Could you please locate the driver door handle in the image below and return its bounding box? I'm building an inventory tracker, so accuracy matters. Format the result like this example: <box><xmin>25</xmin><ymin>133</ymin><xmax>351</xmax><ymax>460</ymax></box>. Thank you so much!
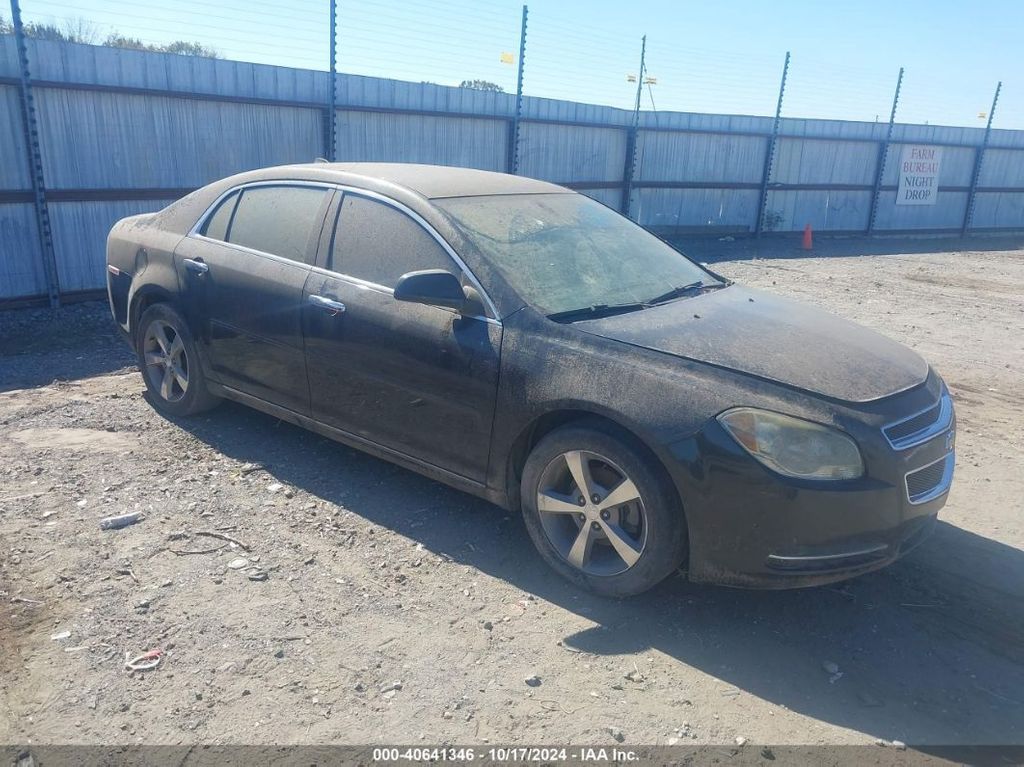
<box><xmin>183</xmin><ymin>258</ymin><xmax>209</xmax><ymax>275</ymax></box>
<box><xmin>308</xmin><ymin>294</ymin><xmax>346</xmax><ymax>314</ymax></box>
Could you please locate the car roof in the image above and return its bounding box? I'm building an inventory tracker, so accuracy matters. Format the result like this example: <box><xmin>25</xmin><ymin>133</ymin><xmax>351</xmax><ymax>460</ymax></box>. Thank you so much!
<box><xmin>152</xmin><ymin>163</ymin><xmax>570</xmax><ymax>243</ymax></box>
<box><xmin>275</xmin><ymin>162</ymin><xmax>569</xmax><ymax>200</ymax></box>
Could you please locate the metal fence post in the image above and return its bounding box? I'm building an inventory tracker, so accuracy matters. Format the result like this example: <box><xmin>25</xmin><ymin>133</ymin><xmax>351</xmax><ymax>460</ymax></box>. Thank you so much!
<box><xmin>961</xmin><ymin>81</ymin><xmax>1001</xmax><ymax>236</ymax></box>
<box><xmin>867</xmin><ymin>67</ymin><xmax>903</xmax><ymax>234</ymax></box>
<box><xmin>11</xmin><ymin>0</ymin><xmax>60</xmax><ymax>307</ymax></box>
<box><xmin>508</xmin><ymin>4</ymin><xmax>528</xmax><ymax>174</ymax></box>
<box><xmin>326</xmin><ymin>0</ymin><xmax>338</xmax><ymax>161</ymax></box>
<box><xmin>754</xmin><ymin>51</ymin><xmax>789</xmax><ymax>237</ymax></box>
<box><xmin>620</xmin><ymin>34</ymin><xmax>646</xmax><ymax>217</ymax></box>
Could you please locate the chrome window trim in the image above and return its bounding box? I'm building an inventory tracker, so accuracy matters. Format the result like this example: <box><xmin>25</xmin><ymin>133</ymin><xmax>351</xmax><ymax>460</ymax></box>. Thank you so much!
<box><xmin>187</xmin><ymin>180</ymin><xmax>335</xmax><ymax>268</ymax></box>
<box><xmin>305</xmin><ymin>265</ymin><xmax>500</xmax><ymax>327</ymax></box>
<box><xmin>188</xmin><ymin>233</ymin><xmax>320</xmax><ymax>272</ymax></box>
<box><xmin>189</xmin><ymin>179</ymin><xmax>336</xmax><ymax>238</ymax></box>
<box><xmin>309</xmin><ymin>267</ymin><xmax>392</xmax><ymax>296</ymax></box>
<box><xmin>766</xmin><ymin>544</ymin><xmax>888</xmax><ymax>564</ymax></box>
<box><xmin>905</xmin><ymin>451</ymin><xmax>955</xmax><ymax>505</ymax></box>
<box><xmin>188</xmin><ymin>179</ymin><xmax>501</xmax><ymax>324</ymax></box>
<box><xmin>882</xmin><ymin>389</ymin><xmax>954</xmax><ymax>451</ymax></box>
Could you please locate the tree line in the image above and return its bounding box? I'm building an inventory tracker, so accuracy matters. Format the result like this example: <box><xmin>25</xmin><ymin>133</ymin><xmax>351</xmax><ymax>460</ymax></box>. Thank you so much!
<box><xmin>0</xmin><ymin>17</ymin><xmax>507</xmax><ymax>90</ymax></box>
<box><xmin>0</xmin><ymin>15</ymin><xmax>218</xmax><ymax>57</ymax></box>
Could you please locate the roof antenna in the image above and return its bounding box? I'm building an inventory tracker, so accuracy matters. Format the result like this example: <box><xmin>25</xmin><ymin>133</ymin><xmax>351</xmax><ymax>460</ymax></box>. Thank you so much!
<box><xmin>314</xmin><ymin>157</ymin><xmax>330</xmax><ymax>163</ymax></box>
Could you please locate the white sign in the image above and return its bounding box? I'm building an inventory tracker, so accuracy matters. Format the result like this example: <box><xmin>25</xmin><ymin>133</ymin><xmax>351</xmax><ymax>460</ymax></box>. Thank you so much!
<box><xmin>896</xmin><ymin>145</ymin><xmax>942</xmax><ymax>205</ymax></box>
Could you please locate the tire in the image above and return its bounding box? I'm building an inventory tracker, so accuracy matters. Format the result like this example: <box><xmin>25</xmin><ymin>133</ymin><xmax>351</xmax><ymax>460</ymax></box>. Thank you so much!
<box><xmin>520</xmin><ymin>421</ymin><xmax>688</xmax><ymax>598</ymax></box>
<box><xmin>135</xmin><ymin>303</ymin><xmax>220</xmax><ymax>417</ymax></box>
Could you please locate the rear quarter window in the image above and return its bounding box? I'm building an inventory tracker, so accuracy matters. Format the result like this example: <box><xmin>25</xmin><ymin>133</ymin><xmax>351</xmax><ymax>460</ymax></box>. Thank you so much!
<box><xmin>200</xmin><ymin>191</ymin><xmax>238</xmax><ymax>241</ymax></box>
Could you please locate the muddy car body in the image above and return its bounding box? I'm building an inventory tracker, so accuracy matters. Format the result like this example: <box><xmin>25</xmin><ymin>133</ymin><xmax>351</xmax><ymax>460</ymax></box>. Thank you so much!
<box><xmin>106</xmin><ymin>163</ymin><xmax>955</xmax><ymax>595</ymax></box>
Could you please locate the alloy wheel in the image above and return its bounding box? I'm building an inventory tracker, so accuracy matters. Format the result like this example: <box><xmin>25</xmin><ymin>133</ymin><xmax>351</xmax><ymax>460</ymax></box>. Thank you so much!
<box><xmin>535</xmin><ymin>450</ymin><xmax>648</xmax><ymax>576</ymax></box>
<box><xmin>143</xmin><ymin>319</ymin><xmax>189</xmax><ymax>402</ymax></box>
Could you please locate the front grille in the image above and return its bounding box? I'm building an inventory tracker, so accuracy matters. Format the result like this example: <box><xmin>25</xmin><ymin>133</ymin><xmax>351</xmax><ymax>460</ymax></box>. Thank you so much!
<box><xmin>885</xmin><ymin>402</ymin><xmax>941</xmax><ymax>442</ymax></box>
<box><xmin>905</xmin><ymin>453</ymin><xmax>954</xmax><ymax>504</ymax></box>
<box><xmin>907</xmin><ymin>460</ymin><xmax>945</xmax><ymax>497</ymax></box>
<box><xmin>883</xmin><ymin>390</ymin><xmax>953</xmax><ymax>450</ymax></box>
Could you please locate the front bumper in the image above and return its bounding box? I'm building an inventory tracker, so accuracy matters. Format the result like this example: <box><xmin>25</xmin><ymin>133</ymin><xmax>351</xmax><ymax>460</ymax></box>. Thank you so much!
<box><xmin>670</xmin><ymin>378</ymin><xmax>955</xmax><ymax>589</ymax></box>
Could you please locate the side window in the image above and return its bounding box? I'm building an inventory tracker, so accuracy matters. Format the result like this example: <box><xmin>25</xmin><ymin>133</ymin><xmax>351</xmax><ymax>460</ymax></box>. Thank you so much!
<box><xmin>200</xmin><ymin>191</ymin><xmax>238</xmax><ymax>241</ymax></box>
<box><xmin>330</xmin><ymin>194</ymin><xmax>456</xmax><ymax>287</ymax></box>
<box><xmin>226</xmin><ymin>185</ymin><xmax>329</xmax><ymax>265</ymax></box>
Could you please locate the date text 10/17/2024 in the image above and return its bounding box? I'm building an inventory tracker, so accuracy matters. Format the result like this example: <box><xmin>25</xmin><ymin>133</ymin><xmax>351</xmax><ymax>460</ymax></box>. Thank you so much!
<box><xmin>372</xmin><ymin>747</ymin><xmax>640</xmax><ymax>762</ymax></box>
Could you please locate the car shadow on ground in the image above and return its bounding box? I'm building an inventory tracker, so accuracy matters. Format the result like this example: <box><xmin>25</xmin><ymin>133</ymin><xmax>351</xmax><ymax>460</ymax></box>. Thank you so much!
<box><xmin>0</xmin><ymin>305</ymin><xmax>135</xmax><ymax>392</ymax></box>
<box><xmin>172</xmin><ymin>399</ymin><xmax>1024</xmax><ymax>746</ymax></box>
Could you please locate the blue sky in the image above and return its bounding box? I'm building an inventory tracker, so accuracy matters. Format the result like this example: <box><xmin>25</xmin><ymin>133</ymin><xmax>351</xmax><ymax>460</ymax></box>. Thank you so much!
<box><xmin>18</xmin><ymin>0</ymin><xmax>1024</xmax><ymax>129</ymax></box>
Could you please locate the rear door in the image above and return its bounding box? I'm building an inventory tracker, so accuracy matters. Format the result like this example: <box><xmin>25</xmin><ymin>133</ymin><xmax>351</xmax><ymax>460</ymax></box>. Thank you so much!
<box><xmin>303</xmin><ymin>191</ymin><xmax>502</xmax><ymax>482</ymax></box>
<box><xmin>176</xmin><ymin>183</ymin><xmax>333</xmax><ymax>414</ymax></box>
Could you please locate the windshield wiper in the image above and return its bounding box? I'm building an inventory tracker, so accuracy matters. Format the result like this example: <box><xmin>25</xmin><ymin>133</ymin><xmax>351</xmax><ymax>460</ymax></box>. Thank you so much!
<box><xmin>647</xmin><ymin>280</ymin><xmax>723</xmax><ymax>305</ymax></box>
<box><xmin>547</xmin><ymin>302</ymin><xmax>651</xmax><ymax>323</ymax></box>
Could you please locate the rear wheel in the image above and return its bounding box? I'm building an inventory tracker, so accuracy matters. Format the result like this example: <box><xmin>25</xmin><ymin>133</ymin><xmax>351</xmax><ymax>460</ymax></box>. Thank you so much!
<box><xmin>520</xmin><ymin>422</ymin><xmax>687</xmax><ymax>597</ymax></box>
<box><xmin>136</xmin><ymin>303</ymin><xmax>219</xmax><ymax>417</ymax></box>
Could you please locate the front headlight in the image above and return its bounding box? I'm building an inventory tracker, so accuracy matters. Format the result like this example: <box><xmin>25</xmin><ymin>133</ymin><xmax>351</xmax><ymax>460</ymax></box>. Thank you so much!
<box><xmin>717</xmin><ymin>408</ymin><xmax>864</xmax><ymax>480</ymax></box>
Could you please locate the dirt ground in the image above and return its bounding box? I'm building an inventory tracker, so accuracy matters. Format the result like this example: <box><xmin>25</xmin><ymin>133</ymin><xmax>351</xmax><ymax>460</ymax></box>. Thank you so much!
<box><xmin>1</xmin><ymin>235</ymin><xmax>1022</xmax><ymax>748</ymax></box>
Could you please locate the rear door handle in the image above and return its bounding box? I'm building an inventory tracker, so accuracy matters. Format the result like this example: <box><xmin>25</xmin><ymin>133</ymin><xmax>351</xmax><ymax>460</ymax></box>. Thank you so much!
<box><xmin>183</xmin><ymin>258</ymin><xmax>209</xmax><ymax>275</ymax></box>
<box><xmin>308</xmin><ymin>294</ymin><xmax>346</xmax><ymax>314</ymax></box>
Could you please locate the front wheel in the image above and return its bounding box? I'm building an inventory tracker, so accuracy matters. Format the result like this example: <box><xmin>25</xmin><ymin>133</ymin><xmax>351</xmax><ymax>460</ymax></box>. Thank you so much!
<box><xmin>520</xmin><ymin>422</ymin><xmax>687</xmax><ymax>597</ymax></box>
<box><xmin>136</xmin><ymin>303</ymin><xmax>220</xmax><ymax>417</ymax></box>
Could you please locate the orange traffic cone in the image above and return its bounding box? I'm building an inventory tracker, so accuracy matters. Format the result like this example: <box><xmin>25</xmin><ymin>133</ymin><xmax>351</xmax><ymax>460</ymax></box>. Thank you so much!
<box><xmin>802</xmin><ymin>224</ymin><xmax>813</xmax><ymax>251</ymax></box>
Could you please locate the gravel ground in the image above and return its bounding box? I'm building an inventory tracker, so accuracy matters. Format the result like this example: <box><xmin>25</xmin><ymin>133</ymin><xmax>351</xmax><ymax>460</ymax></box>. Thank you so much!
<box><xmin>1</xmin><ymin>236</ymin><xmax>1022</xmax><ymax>748</ymax></box>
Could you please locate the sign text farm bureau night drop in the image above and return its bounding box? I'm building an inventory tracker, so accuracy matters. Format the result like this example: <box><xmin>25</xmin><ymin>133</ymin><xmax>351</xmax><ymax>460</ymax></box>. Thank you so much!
<box><xmin>897</xmin><ymin>145</ymin><xmax>942</xmax><ymax>205</ymax></box>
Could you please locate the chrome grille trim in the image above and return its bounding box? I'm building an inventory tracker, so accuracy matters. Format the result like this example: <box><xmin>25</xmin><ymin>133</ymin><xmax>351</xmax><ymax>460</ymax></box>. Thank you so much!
<box><xmin>905</xmin><ymin>452</ymin><xmax>955</xmax><ymax>505</ymax></box>
<box><xmin>883</xmin><ymin>390</ymin><xmax>953</xmax><ymax>451</ymax></box>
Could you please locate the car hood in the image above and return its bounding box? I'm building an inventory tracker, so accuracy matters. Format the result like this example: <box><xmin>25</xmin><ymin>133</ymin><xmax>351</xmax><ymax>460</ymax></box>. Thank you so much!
<box><xmin>574</xmin><ymin>284</ymin><xmax>929</xmax><ymax>403</ymax></box>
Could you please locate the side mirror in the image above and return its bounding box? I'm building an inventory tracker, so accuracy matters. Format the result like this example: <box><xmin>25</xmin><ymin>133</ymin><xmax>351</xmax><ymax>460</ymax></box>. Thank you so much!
<box><xmin>393</xmin><ymin>269</ymin><xmax>467</xmax><ymax>311</ymax></box>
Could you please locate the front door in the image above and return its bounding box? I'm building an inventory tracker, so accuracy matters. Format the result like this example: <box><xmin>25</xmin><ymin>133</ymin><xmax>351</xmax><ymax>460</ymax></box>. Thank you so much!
<box><xmin>303</xmin><ymin>191</ymin><xmax>502</xmax><ymax>482</ymax></box>
<box><xmin>176</xmin><ymin>183</ymin><xmax>333</xmax><ymax>414</ymax></box>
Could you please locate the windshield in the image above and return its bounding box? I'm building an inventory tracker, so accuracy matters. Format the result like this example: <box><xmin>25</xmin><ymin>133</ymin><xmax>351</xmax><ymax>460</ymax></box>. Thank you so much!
<box><xmin>434</xmin><ymin>193</ymin><xmax>723</xmax><ymax>317</ymax></box>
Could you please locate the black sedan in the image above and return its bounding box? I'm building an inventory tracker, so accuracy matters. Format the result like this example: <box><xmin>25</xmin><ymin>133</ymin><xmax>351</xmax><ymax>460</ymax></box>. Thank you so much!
<box><xmin>106</xmin><ymin>163</ymin><xmax>955</xmax><ymax>596</ymax></box>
